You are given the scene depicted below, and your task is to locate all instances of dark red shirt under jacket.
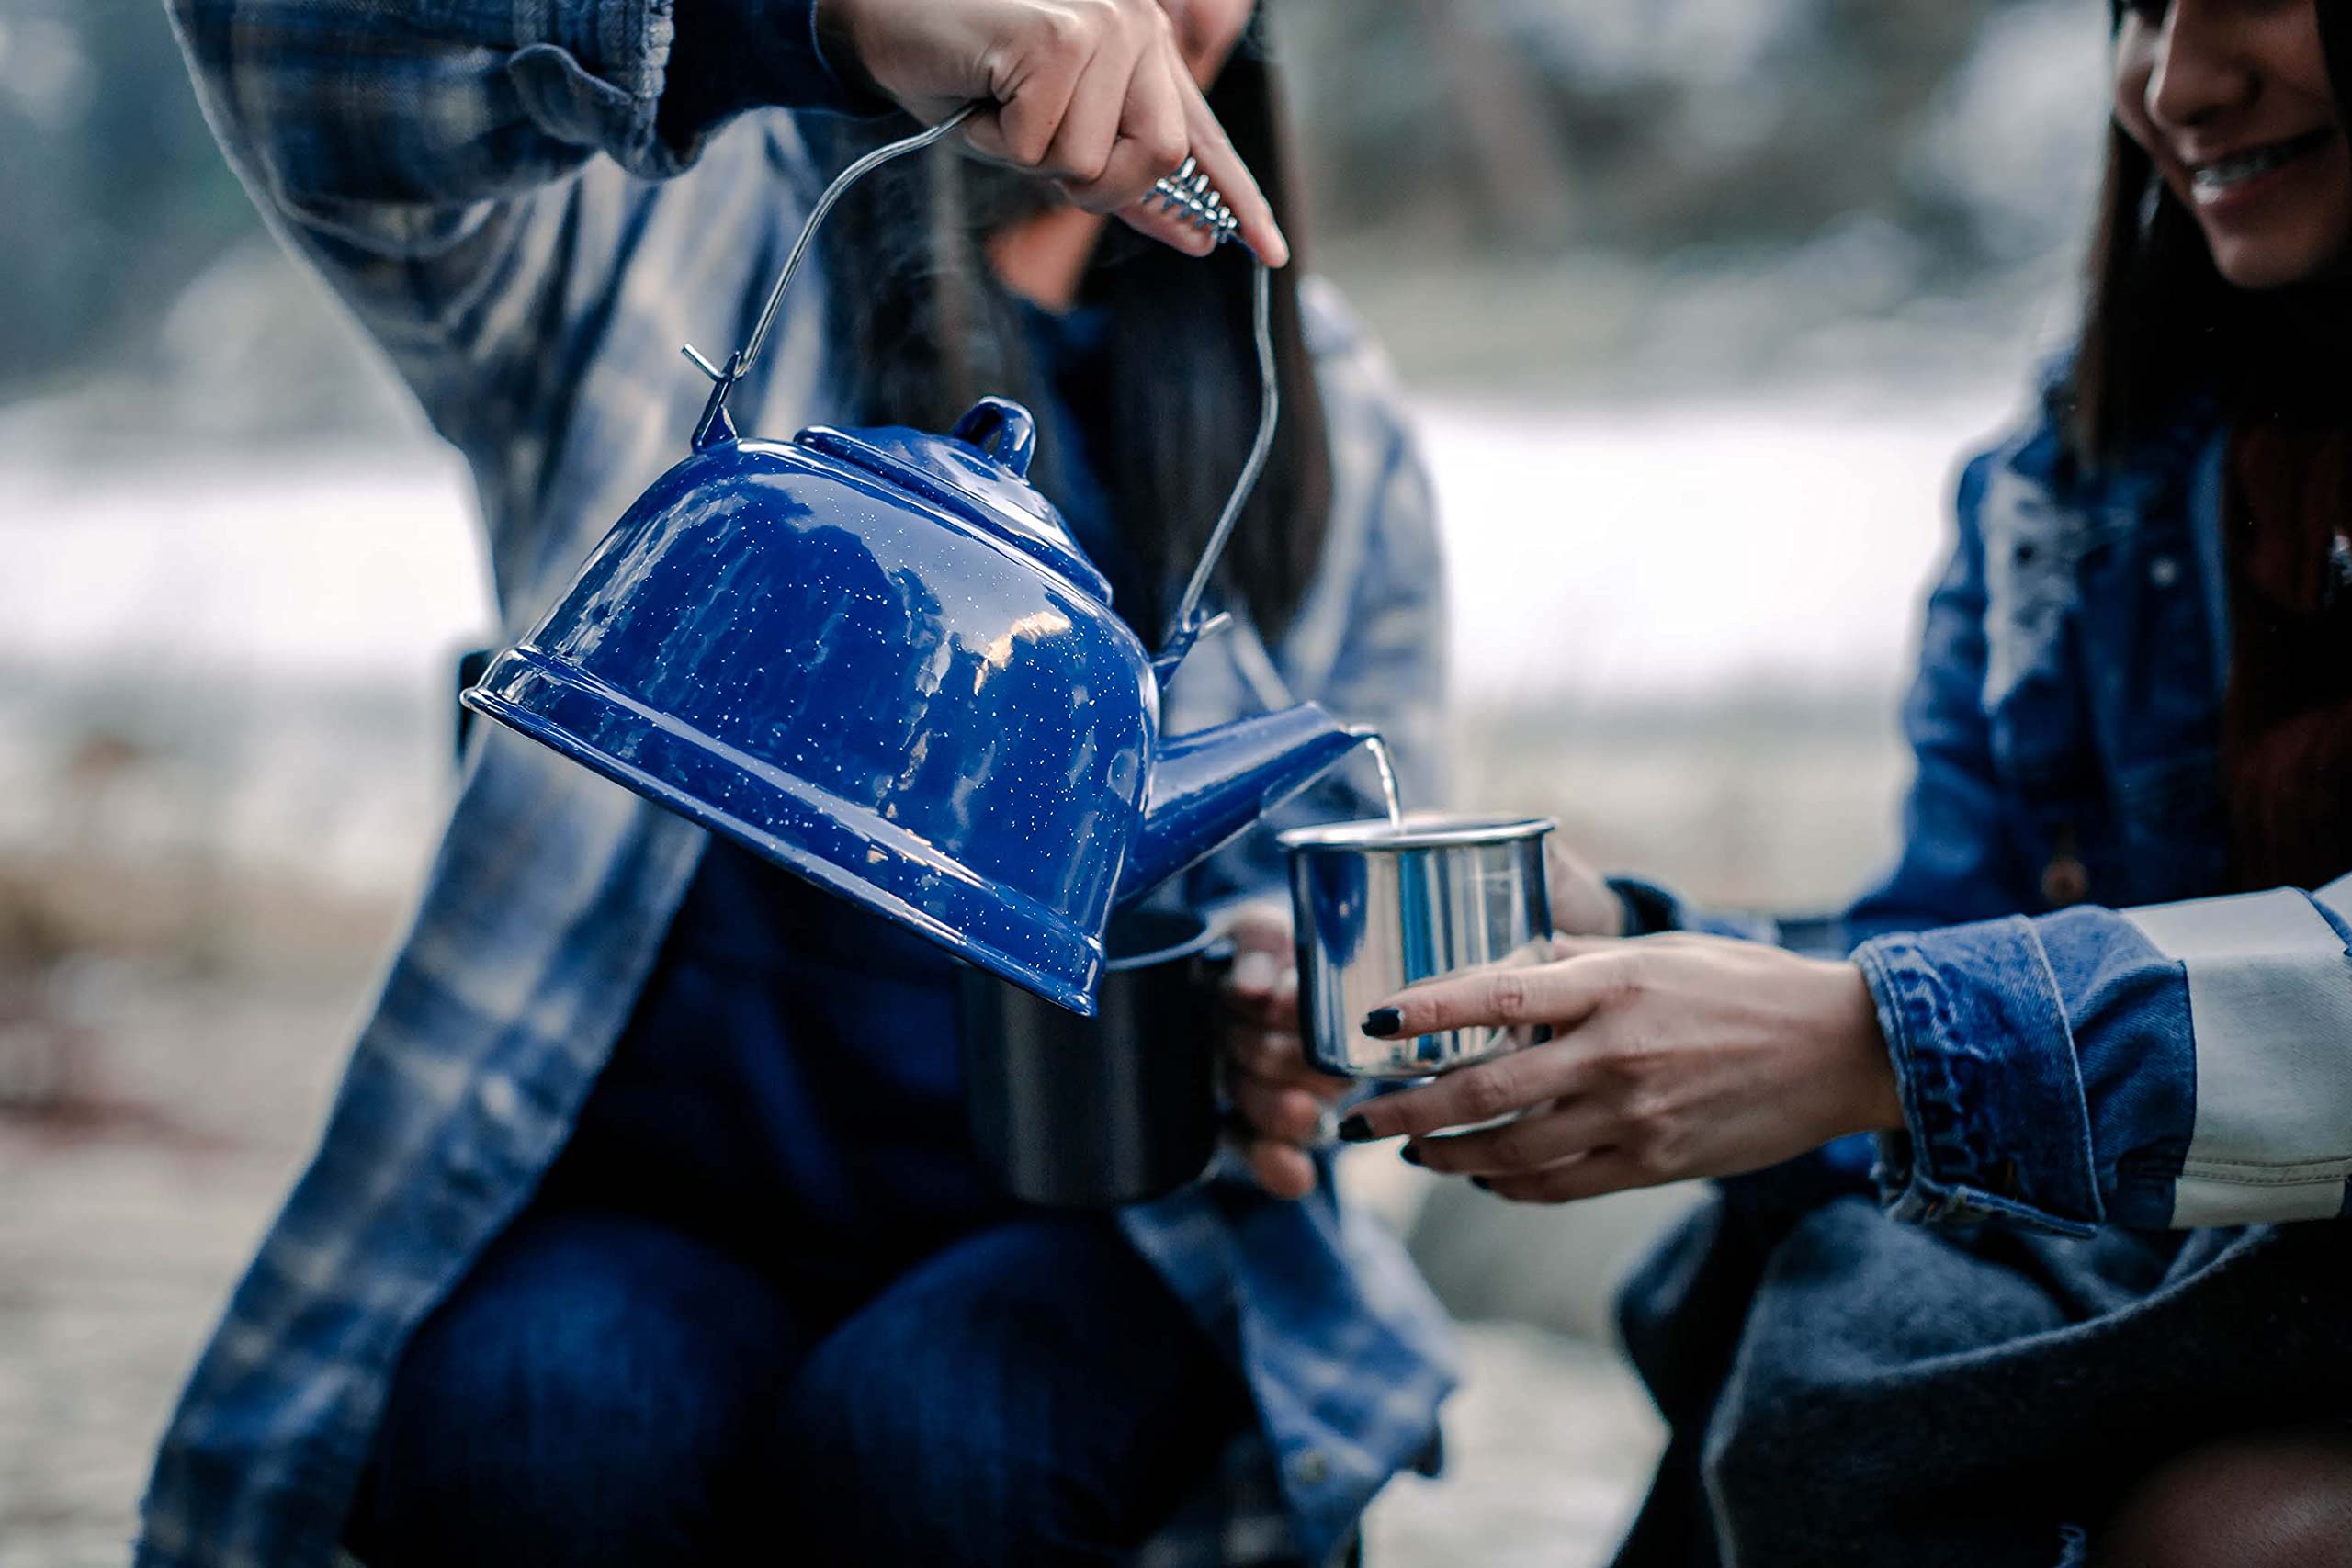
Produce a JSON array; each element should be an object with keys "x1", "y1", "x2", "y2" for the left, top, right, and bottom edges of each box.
[{"x1": 2222, "y1": 421, "x2": 2352, "y2": 893}]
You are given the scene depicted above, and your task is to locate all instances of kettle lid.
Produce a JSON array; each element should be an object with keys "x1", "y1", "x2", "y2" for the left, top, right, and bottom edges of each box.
[{"x1": 799, "y1": 396, "x2": 1114, "y2": 604}]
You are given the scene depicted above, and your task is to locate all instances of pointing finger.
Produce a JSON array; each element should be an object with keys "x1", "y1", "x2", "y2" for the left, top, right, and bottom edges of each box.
[
  {"x1": 1365, "y1": 953, "x2": 1624, "y2": 1043},
  {"x1": 1172, "y1": 70, "x2": 1285, "y2": 265},
  {"x1": 1113, "y1": 64, "x2": 1285, "y2": 264}
]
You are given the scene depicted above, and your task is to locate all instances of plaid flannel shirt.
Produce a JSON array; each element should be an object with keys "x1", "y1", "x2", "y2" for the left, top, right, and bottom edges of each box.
[{"x1": 145, "y1": 2, "x2": 1458, "y2": 1564}]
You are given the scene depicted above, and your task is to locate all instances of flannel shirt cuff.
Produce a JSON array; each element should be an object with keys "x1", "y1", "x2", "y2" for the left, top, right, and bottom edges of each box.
[
  {"x1": 514, "y1": 0, "x2": 878, "y2": 180},
  {"x1": 503, "y1": 0, "x2": 679, "y2": 176},
  {"x1": 1854, "y1": 919, "x2": 2104, "y2": 1238}
]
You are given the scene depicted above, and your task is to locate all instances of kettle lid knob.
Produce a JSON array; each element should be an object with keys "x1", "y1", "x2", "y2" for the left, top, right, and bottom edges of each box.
[
  {"x1": 793, "y1": 396, "x2": 1114, "y2": 604},
  {"x1": 951, "y1": 397, "x2": 1036, "y2": 478}
]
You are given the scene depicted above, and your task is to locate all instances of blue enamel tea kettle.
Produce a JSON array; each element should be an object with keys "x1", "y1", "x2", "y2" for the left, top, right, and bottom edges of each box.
[{"x1": 463, "y1": 113, "x2": 1366, "y2": 1015}]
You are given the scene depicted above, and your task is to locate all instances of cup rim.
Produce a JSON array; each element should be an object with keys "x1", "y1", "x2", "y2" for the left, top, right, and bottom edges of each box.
[
  {"x1": 1277, "y1": 812, "x2": 1556, "y2": 852},
  {"x1": 1102, "y1": 908, "x2": 1219, "y2": 971}
]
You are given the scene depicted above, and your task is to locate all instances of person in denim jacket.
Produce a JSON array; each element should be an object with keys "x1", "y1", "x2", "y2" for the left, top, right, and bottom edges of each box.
[{"x1": 1320, "y1": 3, "x2": 2352, "y2": 1563}]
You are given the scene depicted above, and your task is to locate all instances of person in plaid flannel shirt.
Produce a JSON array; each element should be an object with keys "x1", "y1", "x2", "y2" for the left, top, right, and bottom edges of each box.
[{"x1": 145, "y1": 2, "x2": 1457, "y2": 1563}]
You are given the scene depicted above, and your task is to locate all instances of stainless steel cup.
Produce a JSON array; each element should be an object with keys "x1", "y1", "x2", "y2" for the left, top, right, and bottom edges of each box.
[{"x1": 1281, "y1": 815, "x2": 1556, "y2": 1078}]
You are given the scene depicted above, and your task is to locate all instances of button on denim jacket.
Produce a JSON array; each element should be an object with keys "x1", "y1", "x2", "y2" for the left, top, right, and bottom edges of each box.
[{"x1": 1626, "y1": 370, "x2": 2352, "y2": 1236}]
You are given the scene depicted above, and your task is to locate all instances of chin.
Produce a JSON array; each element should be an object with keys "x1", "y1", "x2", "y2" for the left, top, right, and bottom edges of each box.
[{"x1": 2208, "y1": 232, "x2": 2352, "y2": 291}]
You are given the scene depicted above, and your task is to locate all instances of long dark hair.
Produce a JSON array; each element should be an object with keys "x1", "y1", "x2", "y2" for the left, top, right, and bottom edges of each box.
[
  {"x1": 2068, "y1": 2, "x2": 2352, "y2": 464},
  {"x1": 813, "y1": 27, "x2": 1331, "y2": 647}
]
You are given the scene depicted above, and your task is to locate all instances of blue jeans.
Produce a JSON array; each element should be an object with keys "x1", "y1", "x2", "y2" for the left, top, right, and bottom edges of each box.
[{"x1": 345, "y1": 1206, "x2": 1251, "y2": 1566}]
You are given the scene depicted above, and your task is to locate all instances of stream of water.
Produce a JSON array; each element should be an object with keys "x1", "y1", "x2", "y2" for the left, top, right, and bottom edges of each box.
[{"x1": 1362, "y1": 733, "x2": 1406, "y2": 829}]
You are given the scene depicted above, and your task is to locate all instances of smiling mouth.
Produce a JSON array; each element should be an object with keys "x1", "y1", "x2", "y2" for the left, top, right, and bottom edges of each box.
[{"x1": 2190, "y1": 128, "x2": 2338, "y2": 194}]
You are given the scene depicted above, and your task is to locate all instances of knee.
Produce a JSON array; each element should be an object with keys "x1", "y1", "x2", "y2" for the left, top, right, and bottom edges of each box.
[
  {"x1": 358, "y1": 1303, "x2": 724, "y2": 1566},
  {"x1": 352, "y1": 1213, "x2": 793, "y2": 1567},
  {"x1": 767, "y1": 1221, "x2": 1244, "y2": 1566},
  {"x1": 2096, "y1": 1430, "x2": 2352, "y2": 1568},
  {"x1": 775, "y1": 1343, "x2": 1101, "y2": 1567}
]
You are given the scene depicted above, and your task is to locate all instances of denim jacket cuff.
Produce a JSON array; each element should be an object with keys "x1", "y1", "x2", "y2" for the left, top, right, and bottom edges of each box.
[{"x1": 1853, "y1": 919, "x2": 2103, "y2": 1238}]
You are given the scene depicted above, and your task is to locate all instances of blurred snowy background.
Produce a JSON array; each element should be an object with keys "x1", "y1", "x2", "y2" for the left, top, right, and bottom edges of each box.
[{"x1": 0, "y1": 0, "x2": 2113, "y2": 1562}]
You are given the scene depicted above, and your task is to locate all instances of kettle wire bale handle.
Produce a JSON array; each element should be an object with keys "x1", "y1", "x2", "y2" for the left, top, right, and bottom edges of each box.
[
  {"x1": 1160, "y1": 254, "x2": 1273, "y2": 661},
  {"x1": 685, "y1": 106, "x2": 978, "y2": 450},
  {"x1": 1145, "y1": 160, "x2": 1275, "y2": 661}
]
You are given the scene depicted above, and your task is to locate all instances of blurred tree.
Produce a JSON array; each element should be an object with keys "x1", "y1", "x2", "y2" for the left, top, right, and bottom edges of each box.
[
  {"x1": 1405, "y1": 0, "x2": 1575, "y2": 247},
  {"x1": 0, "y1": 0, "x2": 254, "y2": 396},
  {"x1": 0, "y1": 0, "x2": 2105, "y2": 412},
  {"x1": 1282, "y1": 0, "x2": 2067, "y2": 263}
]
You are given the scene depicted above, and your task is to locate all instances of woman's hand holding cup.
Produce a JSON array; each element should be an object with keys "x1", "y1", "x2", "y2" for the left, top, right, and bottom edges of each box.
[{"x1": 1337, "y1": 932, "x2": 1904, "y2": 1203}]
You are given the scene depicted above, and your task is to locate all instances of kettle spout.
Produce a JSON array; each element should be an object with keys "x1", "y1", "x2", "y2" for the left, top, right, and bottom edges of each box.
[{"x1": 1116, "y1": 704, "x2": 1363, "y2": 905}]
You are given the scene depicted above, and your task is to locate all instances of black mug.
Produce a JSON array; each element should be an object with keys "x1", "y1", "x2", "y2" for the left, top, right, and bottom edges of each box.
[{"x1": 960, "y1": 908, "x2": 1227, "y2": 1209}]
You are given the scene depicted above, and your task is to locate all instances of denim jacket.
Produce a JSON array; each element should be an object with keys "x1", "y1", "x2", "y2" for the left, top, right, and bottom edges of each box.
[
  {"x1": 145, "y1": 4, "x2": 1454, "y2": 1564},
  {"x1": 1628, "y1": 371, "x2": 2352, "y2": 1236}
]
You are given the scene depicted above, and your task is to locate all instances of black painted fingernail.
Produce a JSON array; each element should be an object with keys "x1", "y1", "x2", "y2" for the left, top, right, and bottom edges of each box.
[
  {"x1": 1399, "y1": 1143, "x2": 1423, "y2": 1167},
  {"x1": 1470, "y1": 1176, "x2": 1494, "y2": 1192},
  {"x1": 1362, "y1": 1007, "x2": 1402, "y2": 1038},
  {"x1": 1337, "y1": 1114, "x2": 1375, "y2": 1144}
]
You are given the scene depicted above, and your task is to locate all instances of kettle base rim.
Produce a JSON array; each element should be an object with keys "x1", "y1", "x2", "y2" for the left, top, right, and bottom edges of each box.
[{"x1": 461, "y1": 662, "x2": 1105, "y2": 1016}]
